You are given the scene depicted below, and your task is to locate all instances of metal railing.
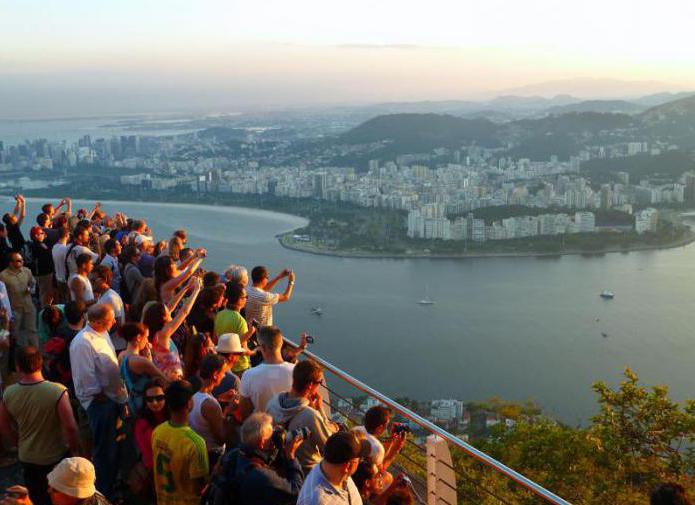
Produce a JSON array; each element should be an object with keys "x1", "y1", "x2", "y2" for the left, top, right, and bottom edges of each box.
[{"x1": 287, "y1": 338, "x2": 572, "y2": 505}]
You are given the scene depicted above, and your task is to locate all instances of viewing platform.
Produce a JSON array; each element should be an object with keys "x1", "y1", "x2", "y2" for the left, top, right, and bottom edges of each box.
[{"x1": 287, "y1": 338, "x2": 571, "y2": 505}]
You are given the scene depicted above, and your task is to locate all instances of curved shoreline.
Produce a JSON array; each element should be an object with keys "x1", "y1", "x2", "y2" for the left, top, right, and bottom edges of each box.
[
  {"x1": 12, "y1": 192, "x2": 695, "y2": 260},
  {"x1": 277, "y1": 230, "x2": 695, "y2": 260}
]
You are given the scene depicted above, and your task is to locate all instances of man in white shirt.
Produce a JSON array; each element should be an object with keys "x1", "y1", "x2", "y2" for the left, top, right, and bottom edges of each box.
[
  {"x1": 239, "y1": 326, "x2": 294, "y2": 418},
  {"x1": 65, "y1": 225, "x2": 99, "y2": 278},
  {"x1": 245, "y1": 266, "x2": 295, "y2": 327},
  {"x1": 298, "y1": 432, "x2": 365, "y2": 505},
  {"x1": 69, "y1": 304, "x2": 127, "y2": 499}
]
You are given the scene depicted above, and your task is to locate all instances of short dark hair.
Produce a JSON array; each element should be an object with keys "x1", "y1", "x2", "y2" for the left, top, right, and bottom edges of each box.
[
  {"x1": 199, "y1": 354, "x2": 225, "y2": 380},
  {"x1": 225, "y1": 282, "x2": 245, "y2": 306},
  {"x1": 324, "y1": 432, "x2": 361, "y2": 465},
  {"x1": 651, "y1": 483, "x2": 691, "y2": 505},
  {"x1": 41, "y1": 305, "x2": 62, "y2": 330},
  {"x1": 124, "y1": 245, "x2": 140, "y2": 263},
  {"x1": 119, "y1": 322, "x2": 147, "y2": 343},
  {"x1": 104, "y1": 238, "x2": 119, "y2": 255},
  {"x1": 258, "y1": 326, "x2": 283, "y2": 350},
  {"x1": 385, "y1": 488, "x2": 415, "y2": 505},
  {"x1": 364, "y1": 406, "x2": 391, "y2": 434},
  {"x1": 64, "y1": 301, "x2": 87, "y2": 325},
  {"x1": 41, "y1": 203, "x2": 53, "y2": 214},
  {"x1": 352, "y1": 460, "x2": 379, "y2": 493},
  {"x1": 16, "y1": 346, "x2": 43, "y2": 374},
  {"x1": 293, "y1": 360, "x2": 323, "y2": 393},
  {"x1": 93, "y1": 264, "x2": 112, "y2": 285},
  {"x1": 251, "y1": 266, "x2": 268, "y2": 284},
  {"x1": 76, "y1": 253, "x2": 93, "y2": 268},
  {"x1": 165, "y1": 380, "x2": 194, "y2": 413},
  {"x1": 202, "y1": 271, "x2": 220, "y2": 288},
  {"x1": 36, "y1": 213, "x2": 50, "y2": 226}
]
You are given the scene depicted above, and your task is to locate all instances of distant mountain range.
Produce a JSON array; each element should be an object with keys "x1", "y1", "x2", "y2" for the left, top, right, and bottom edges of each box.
[
  {"x1": 336, "y1": 93, "x2": 695, "y2": 163},
  {"x1": 346, "y1": 90, "x2": 695, "y2": 123}
]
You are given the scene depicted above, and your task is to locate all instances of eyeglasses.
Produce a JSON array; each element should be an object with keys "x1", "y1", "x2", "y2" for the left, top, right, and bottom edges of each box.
[
  {"x1": 145, "y1": 395, "x2": 165, "y2": 403},
  {"x1": 312, "y1": 379, "x2": 325, "y2": 386}
]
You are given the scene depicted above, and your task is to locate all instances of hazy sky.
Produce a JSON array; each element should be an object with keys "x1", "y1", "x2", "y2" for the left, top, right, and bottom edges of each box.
[{"x1": 2, "y1": 0, "x2": 695, "y2": 117}]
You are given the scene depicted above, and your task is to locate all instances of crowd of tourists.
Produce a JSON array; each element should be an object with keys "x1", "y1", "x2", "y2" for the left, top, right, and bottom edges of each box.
[{"x1": 0, "y1": 195, "x2": 416, "y2": 505}]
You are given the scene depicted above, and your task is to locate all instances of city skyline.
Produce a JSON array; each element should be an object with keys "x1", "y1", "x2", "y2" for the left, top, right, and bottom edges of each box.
[{"x1": 2, "y1": 0, "x2": 695, "y2": 117}]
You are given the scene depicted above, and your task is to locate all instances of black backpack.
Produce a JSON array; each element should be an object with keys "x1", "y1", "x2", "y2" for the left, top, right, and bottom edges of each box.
[
  {"x1": 120, "y1": 263, "x2": 134, "y2": 305},
  {"x1": 200, "y1": 449, "x2": 261, "y2": 505}
]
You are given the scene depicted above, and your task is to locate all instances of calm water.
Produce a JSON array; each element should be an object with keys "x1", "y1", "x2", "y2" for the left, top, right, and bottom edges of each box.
[
  {"x1": 14, "y1": 197, "x2": 695, "y2": 424},
  {"x1": 0, "y1": 117, "x2": 198, "y2": 145}
]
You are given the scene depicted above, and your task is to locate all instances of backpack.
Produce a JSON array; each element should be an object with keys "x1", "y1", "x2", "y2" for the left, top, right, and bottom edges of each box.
[
  {"x1": 64, "y1": 243, "x2": 79, "y2": 282},
  {"x1": 200, "y1": 448, "x2": 260, "y2": 505},
  {"x1": 120, "y1": 263, "x2": 134, "y2": 305}
]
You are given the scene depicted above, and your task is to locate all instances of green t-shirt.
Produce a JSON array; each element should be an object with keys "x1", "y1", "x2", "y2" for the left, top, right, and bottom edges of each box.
[
  {"x1": 214, "y1": 309, "x2": 250, "y2": 373},
  {"x1": 3, "y1": 380, "x2": 69, "y2": 464}
]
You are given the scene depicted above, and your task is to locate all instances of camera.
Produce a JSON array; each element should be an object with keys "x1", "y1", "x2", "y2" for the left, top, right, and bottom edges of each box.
[
  {"x1": 391, "y1": 423, "x2": 411, "y2": 435},
  {"x1": 305, "y1": 335, "x2": 314, "y2": 344},
  {"x1": 271, "y1": 426, "x2": 312, "y2": 451},
  {"x1": 251, "y1": 319, "x2": 260, "y2": 329}
]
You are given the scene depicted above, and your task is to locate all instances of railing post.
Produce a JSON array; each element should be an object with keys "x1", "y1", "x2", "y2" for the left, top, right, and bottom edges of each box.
[{"x1": 427, "y1": 435, "x2": 457, "y2": 505}]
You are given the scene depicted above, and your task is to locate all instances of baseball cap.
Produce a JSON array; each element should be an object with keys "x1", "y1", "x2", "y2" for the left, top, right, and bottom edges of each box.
[
  {"x1": 47, "y1": 457, "x2": 96, "y2": 499},
  {"x1": 216, "y1": 333, "x2": 244, "y2": 354}
]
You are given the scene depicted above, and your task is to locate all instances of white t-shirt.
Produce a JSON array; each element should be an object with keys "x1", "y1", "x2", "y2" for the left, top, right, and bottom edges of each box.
[
  {"x1": 66, "y1": 245, "x2": 99, "y2": 276},
  {"x1": 353, "y1": 426, "x2": 386, "y2": 466},
  {"x1": 239, "y1": 362, "x2": 294, "y2": 412},
  {"x1": 52, "y1": 243, "x2": 69, "y2": 283},
  {"x1": 69, "y1": 273, "x2": 94, "y2": 303},
  {"x1": 245, "y1": 286, "x2": 280, "y2": 327},
  {"x1": 98, "y1": 288, "x2": 125, "y2": 324}
]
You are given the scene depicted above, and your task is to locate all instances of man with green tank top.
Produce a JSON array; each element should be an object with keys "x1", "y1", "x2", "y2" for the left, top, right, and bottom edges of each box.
[{"x1": 0, "y1": 346, "x2": 81, "y2": 505}]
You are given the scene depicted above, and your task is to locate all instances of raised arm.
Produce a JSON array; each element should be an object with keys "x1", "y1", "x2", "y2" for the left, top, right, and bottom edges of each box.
[
  {"x1": 161, "y1": 250, "x2": 205, "y2": 299},
  {"x1": 156, "y1": 278, "x2": 202, "y2": 348},
  {"x1": 85, "y1": 202, "x2": 101, "y2": 221},
  {"x1": 277, "y1": 271, "x2": 295, "y2": 303},
  {"x1": 16, "y1": 195, "x2": 26, "y2": 226},
  {"x1": 264, "y1": 268, "x2": 288, "y2": 292}
]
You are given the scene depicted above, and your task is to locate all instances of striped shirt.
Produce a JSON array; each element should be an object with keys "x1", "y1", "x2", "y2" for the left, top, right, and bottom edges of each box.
[{"x1": 245, "y1": 285, "x2": 280, "y2": 327}]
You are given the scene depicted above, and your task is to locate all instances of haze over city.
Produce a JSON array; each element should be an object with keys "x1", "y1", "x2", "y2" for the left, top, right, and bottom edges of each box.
[{"x1": 2, "y1": 0, "x2": 695, "y2": 117}]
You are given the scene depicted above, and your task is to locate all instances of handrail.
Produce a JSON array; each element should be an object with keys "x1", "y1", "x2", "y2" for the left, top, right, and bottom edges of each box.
[{"x1": 287, "y1": 339, "x2": 572, "y2": 505}]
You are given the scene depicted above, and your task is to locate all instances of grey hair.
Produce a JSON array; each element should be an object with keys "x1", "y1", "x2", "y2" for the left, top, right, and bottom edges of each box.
[
  {"x1": 87, "y1": 303, "x2": 114, "y2": 323},
  {"x1": 241, "y1": 412, "x2": 273, "y2": 447},
  {"x1": 224, "y1": 264, "x2": 248, "y2": 284}
]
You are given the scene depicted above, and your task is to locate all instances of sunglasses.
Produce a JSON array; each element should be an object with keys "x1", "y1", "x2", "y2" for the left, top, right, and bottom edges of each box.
[{"x1": 145, "y1": 395, "x2": 165, "y2": 403}]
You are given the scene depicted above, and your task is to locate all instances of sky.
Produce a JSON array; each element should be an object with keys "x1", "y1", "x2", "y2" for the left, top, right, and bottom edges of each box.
[{"x1": 2, "y1": 0, "x2": 695, "y2": 117}]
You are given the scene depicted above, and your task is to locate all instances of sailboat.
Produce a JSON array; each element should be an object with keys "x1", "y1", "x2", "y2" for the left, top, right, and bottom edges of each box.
[{"x1": 418, "y1": 285, "x2": 435, "y2": 305}]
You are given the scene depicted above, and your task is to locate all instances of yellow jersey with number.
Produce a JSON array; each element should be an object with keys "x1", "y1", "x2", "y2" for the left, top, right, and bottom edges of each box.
[{"x1": 152, "y1": 421, "x2": 209, "y2": 505}]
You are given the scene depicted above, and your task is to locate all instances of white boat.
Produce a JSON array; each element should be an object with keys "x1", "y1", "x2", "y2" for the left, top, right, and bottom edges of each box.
[
  {"x1": 600, "y1": 290, "x2": 615, "y2": 299},
  {"x1": 418, "y1": 285, "x2": 435, "y2": 305}
]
